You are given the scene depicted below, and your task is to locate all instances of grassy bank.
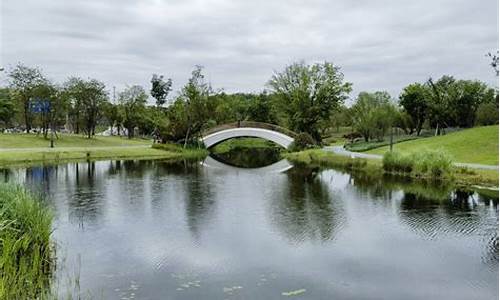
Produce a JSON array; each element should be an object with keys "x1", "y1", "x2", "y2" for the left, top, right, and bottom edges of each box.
[
  {"x1": 151, "y1": 143, "x2": 208, "y2": 160},
  {"x1": 0, "y1": 146, "x2": 195, "y2": 167},
  {"x1": 0, "y1": 135, "x2": 208, "y2": 167},
  {"x1": 366, "y1": 125, "x2": 499, "y2": 165},
  {"x1": 345, "y1": 135, "x2": 420, "y2": 152},
  {"x1": 0, "y1": 183, "x2": 54, "y2": 299},
  {"x1": 285, "y1": 149, "x2": 499, "y2": 187},
  {"x1": 285, "y1": 149, "x2": 382, "y2": 173},
  {"x1": 0, "y1": 133, "x2": 151, "y2": 148}
]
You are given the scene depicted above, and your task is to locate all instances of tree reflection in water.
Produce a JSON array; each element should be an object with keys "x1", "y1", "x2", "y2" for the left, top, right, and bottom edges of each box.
[
  {"x1": 183, "y1": 165, "x2": 216, "y2": 240},
  {"x1": 68, "y1": 161, "x2": 105, "y2": 228},
  {"x1": 270, "y1": 166, "x2": 346, "y2": 244}
]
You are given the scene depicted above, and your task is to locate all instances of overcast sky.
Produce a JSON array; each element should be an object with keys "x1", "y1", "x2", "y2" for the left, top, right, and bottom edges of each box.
[{"x1": 1, "y1": 0, "x2": 498, "y2": 103}]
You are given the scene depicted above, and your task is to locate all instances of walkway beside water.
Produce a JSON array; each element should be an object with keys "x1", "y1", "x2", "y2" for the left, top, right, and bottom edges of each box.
[{"x1": 324, "y1": 146, "x2": 499, "y2": 171}]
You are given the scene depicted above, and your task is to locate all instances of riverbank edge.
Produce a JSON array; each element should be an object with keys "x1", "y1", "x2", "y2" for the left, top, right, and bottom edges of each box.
[
  {"x1": 284, "y1": 149, "x2": 499, "y2": 188},
  {"x1": 0, "y1": 146, "x2": 209, "y2": 168}
]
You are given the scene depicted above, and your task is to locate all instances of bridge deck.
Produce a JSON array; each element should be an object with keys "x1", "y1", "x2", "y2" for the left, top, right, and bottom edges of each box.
[{"x1": 202, "y1": 122, "x2": 296, "y2": 148}]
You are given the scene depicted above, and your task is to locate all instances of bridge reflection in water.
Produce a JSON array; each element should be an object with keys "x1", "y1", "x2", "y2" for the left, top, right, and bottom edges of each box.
[{"x1": 201, "y1": 155, "x2": 293, "y2": 174}]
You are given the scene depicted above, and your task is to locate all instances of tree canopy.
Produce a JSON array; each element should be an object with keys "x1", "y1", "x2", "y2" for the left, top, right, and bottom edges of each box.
[{"x1": 268, "y1": 61, "x2": 352, "y2": 141}]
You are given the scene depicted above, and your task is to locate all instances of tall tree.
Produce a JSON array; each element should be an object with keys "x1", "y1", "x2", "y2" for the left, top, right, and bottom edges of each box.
[
  {"x1": 8, "y1": 64, "x2": 46, "y2": 132},
  {"x1": 119, "y1": 85, "x2": 148, "y2": 138},
  {"x1": 426, "y1": 76, "x2": 455, "y2": 135},
  {"x1": 268, "y1": 61, "x2": 352, "y2": 141},
  {"x1": 150, "y1": 74, "x2": 173, "y2": 107},
  {"x1": 352, "y1": 91, "x2": 397, "y2": 141},
  {"x1": 0, "y1": 88, "x2": 16, "y2": 129},
  {"x1": 450, "y1": 80, "x2": 496, "y2": 127},
  {"x1": 180, "y1": 65, "x2": 212, "y2": 146},
  {"x1": 30, "y1": 81, "x2": 59, "y2": 138},
  {"x1": 63, "y1": 78, "x2": 108, "y2": 138},
  {"x1": 399, "y1": 83, "x2": 428, "y2": 135}
]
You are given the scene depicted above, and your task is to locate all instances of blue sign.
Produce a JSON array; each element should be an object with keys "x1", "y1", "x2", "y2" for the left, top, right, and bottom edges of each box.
[{"x1": 30, "y1": 99, "x2": 51, "y2": 113}]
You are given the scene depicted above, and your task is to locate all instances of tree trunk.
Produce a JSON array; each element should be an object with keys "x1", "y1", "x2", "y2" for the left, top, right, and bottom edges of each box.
[
  {"x1": 183, "y1": 126, "x2": 191, "y2": 149},
  {"x1": 128, "y1": 126, "x2": 133, "y2": 139},
  {"x1": 24, "y1": 100, "x2": 31, "y2": 133}
]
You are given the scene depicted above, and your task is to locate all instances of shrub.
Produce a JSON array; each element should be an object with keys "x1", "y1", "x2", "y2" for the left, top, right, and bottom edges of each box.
[{"x1": 288, "y1": 132, "x2": 316, "y2": 152}]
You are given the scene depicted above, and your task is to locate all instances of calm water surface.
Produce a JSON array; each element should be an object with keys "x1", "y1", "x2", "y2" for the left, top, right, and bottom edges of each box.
[{"x1": 2, "y1": 157, "x2": 498, "y2": 299}]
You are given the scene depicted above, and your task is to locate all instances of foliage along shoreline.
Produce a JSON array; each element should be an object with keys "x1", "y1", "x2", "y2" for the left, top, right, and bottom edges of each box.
[
  {"x1": 0, "y1": 137, "x2": 495, "y2": 189},
  {"x1": 0, "y1": 183, "x2": 54, "y2": 299},
  {"x1": 284, "y1": 149, "x2": 499, "y2": 189}
]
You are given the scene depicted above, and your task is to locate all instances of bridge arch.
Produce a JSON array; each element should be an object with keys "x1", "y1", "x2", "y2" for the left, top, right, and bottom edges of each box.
[{"x1": 201, "y1": 123, "x2": 295, "y2": 149}]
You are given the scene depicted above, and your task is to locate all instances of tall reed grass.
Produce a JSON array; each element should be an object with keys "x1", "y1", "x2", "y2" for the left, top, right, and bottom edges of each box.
[
  {"x1": 0, "y1": 183, "x2": 54, "y2": 299},
  {"x1": 383, "y1": 150, "x2": 453, "y2": 179}
]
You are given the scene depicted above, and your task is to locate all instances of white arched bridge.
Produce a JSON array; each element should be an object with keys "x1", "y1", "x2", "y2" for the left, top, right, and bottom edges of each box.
[{"x1": 201, "y1": 121, "x2": 296, "y2": 149}]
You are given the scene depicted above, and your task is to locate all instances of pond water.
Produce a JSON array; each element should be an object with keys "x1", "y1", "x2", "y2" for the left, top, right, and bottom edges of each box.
[{"x1": 1, "y1": 157, "x2": 498, "y2": 299}]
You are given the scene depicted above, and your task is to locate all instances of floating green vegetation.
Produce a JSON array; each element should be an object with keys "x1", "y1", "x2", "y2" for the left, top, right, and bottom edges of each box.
[
  {"x1": 0, "y1": 183, "x2": 54, "y2": 299},
  {"x1": 282, "y1": 288, "x2": 307, "y2": 296}
]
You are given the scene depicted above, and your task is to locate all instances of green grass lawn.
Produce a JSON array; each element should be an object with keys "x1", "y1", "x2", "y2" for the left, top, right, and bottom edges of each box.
[
  {"x1": 367, "y1": 125, "x2": 499, "y2": 165},
  {"x1": 0, "y1": 147, "x2": 181, "y2": 167},
  {"x1": 0, "y1": 134, "x2": 210, "y2": 167},
  {"x1": 0, "y1": 133, "x2": 151, "y2": 148}
]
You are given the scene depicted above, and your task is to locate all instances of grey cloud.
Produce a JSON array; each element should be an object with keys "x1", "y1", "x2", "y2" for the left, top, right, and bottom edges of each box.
[{"x1": 1, "y1": 0, "x2": 498, "y2": 101}]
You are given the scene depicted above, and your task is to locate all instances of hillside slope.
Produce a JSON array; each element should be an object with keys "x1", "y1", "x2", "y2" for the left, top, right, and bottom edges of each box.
[{"x1": 366, "y1": 125, "x2": 499, "y2": 165}]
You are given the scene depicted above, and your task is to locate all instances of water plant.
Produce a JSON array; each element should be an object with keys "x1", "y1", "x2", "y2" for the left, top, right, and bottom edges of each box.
[{"x1": 0, "y1": 183, "x2": 54, "y2": 299}]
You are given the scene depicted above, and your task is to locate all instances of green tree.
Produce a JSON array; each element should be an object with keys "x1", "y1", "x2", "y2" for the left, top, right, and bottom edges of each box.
[
  {"x1": 399, "y1": 83, "x2": 428, "y2": 135},
  {"x1": 118, "y1": 85, "x2": 148, "y2": 139},
  {"x1": 0, "y1": 88, "x2": 17, "y2": 129},
  {"x1": 150, "y1": 74, "x2": 172, "y2": 107},
  {"x1": 426, "y1": 76, "x2": 455, "y2": 135},
  {"x1": 163, "y1": 98, "x2": 190, "y2": 142},
  {"x1": 8, "y1": 64, "x2": 46, "y2": 132},
  {"x1": 352, "y1": 91, "x2": 397, "y2": 141},
  {"x1": 180, "y1": 65, "x2": 212, "y2": 146},
  {"x1": 268, "y1": 61, "x2": 352, "y2": 141},
  {"x1": 63, "y1": 78, "x2": 108, "y2": 138},
  {"x1": 476, "y1": 101, "x2": 499, "y2": 125},
  {"x1": 102, "y1": 102, "x2": 123, "y2": 135},
  {"x1": 30, "y1": 81, "x2": 59, "y2": 138},
  {"x1": 246, "y1": 92, "x2": 277, "y2": 123},
  {"x1": 449, "y1": 80, "x2": 496, "y2": 127},
  {"x1": 327, "y1": 105, "x2": 351, "y2": 133}
]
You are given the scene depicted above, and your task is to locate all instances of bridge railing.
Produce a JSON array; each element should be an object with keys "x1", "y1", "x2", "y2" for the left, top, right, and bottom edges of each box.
[{"x1": 203, "y1": 121, "x2": 298, "y2": 138}]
